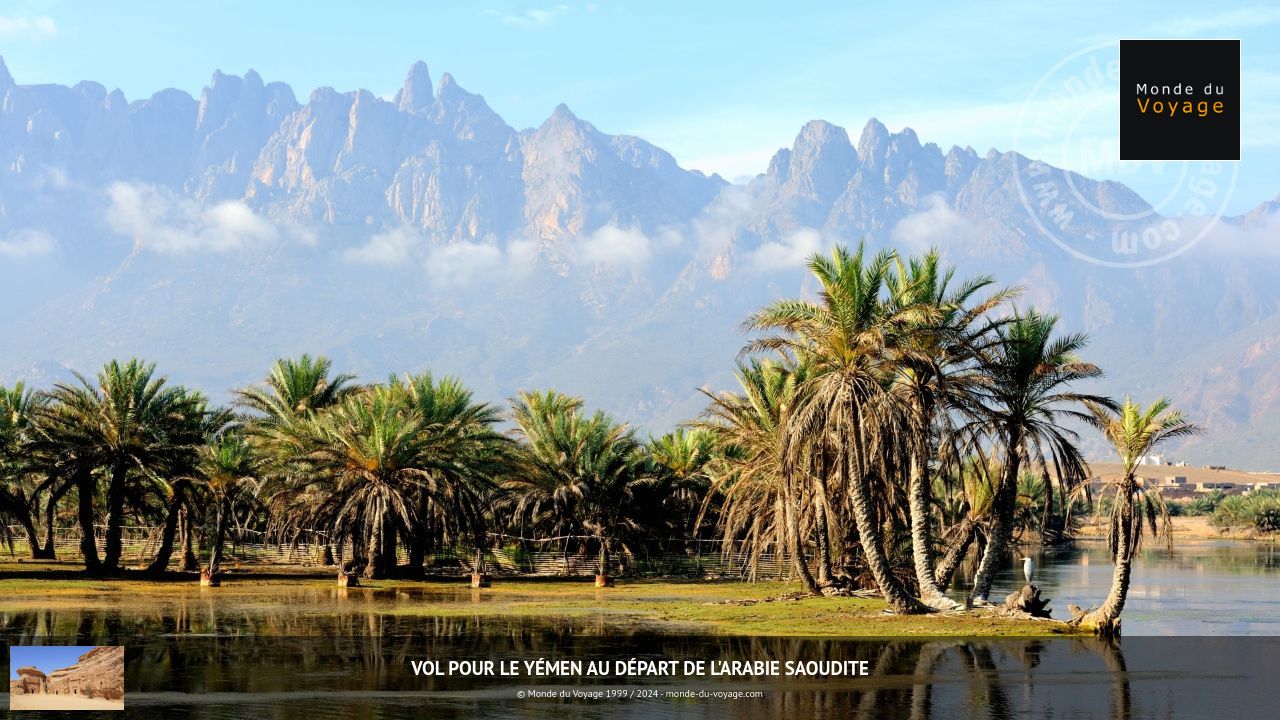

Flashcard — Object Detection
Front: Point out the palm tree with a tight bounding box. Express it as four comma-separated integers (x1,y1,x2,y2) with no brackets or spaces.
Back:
195,431,261,577
267,383,482,579
235,354,358,426
1077,397,1199,636
36,360,208,574
887,249,1017,608
647,427,721,541
506,390,649,581
745,243,927,614
967,311,1111,603
145,399,235,574
238,354,358,564
0,383,48,558
699,359,819,588
394,372,508,576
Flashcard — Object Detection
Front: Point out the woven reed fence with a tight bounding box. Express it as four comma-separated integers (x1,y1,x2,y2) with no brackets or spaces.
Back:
3,525,794,579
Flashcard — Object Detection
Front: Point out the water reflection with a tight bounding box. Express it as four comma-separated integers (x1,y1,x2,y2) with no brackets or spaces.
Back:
6,608,1275,720
963,539,1280,635
2,540,1277,717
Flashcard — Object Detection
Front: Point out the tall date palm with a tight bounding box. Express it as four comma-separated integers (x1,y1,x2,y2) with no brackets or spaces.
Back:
746,244,928,614
968,312,1109,602
1078,397,1199,636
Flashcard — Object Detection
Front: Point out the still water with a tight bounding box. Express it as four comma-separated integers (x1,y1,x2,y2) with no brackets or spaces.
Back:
0,540,1276,719
984,539,1280,635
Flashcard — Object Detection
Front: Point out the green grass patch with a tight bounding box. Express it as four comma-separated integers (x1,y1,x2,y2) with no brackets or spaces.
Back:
0,564,1083,638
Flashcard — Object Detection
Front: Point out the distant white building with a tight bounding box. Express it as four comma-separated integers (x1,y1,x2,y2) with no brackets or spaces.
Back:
1137,454,1169,466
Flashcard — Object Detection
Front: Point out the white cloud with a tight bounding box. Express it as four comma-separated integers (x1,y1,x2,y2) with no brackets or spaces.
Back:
484,5,570,29
0,15,57,39
105,182,294,253
1188,209,1280,258
342,226,420,265
425,240,505,286
507,237,541,269
0,229,56,258
890,194,982,251
748,228,823,272
691,185,756,254
577,224,652,268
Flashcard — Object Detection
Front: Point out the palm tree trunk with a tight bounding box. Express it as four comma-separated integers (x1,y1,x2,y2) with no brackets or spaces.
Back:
1082,488,1134,637
407,494,429,576
908,446,957,608
74,467,102,573
813,445,836,585
178,508,200,572
101,462,127,572
1040,469,1055,543
814,494,834,586
208,495,230,576
382,516,398,577
146,479,188,573
784,472,820,594
971,429,1022,602
21,518,42,559
847,419,927,614
934,518,977,590
39,483,69,560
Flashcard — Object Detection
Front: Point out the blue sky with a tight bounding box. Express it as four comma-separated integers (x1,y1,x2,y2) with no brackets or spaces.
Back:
1,1,1277,212
9,646,100,679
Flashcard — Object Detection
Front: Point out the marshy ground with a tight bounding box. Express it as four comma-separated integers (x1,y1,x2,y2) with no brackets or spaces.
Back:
0,562,1080,638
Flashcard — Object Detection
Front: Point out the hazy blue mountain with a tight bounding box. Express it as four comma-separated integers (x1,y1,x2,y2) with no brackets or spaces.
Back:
2,58,1278,467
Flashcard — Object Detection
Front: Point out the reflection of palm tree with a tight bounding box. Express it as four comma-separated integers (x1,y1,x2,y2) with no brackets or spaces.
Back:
908,642,951,720
963,643,1011,719
1083,638,1133,720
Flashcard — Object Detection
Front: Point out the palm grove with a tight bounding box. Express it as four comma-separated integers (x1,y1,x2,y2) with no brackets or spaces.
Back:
0,244,1197,634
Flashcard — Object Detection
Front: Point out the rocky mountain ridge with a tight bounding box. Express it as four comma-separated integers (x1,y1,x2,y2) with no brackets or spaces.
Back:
2,58,1279,467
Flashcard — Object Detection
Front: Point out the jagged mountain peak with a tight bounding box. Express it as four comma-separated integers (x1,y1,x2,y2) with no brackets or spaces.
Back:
396,60,433,114
537,102,593,137
856,117,890,160
436,72,464,98
0,55,13,89
791,120,856,158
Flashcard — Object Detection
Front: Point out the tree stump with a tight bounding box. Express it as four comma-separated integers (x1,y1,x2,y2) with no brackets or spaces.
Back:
470,573,491,588
338,570,359,588
594,574,614,588
199,569,220,587
1003,584,1052,618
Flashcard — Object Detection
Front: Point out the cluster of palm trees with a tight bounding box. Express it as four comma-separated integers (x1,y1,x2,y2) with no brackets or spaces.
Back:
696,244,1197,632
0,357,708,583
0,242,1198,634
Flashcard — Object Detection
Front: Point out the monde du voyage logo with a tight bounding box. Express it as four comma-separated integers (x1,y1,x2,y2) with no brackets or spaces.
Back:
1121,39,1240,160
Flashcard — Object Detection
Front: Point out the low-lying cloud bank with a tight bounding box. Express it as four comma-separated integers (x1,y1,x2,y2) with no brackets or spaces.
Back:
105,182,314,253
